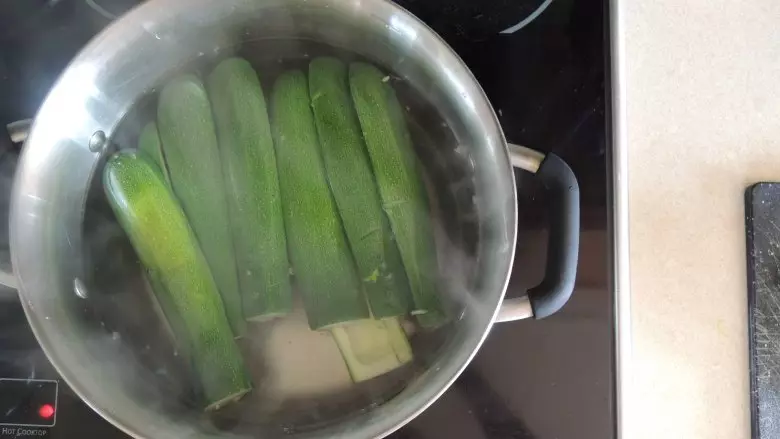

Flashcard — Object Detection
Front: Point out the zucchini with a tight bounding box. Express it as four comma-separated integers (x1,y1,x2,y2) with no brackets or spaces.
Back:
269,70,369,329
137,123,184,345
331,318,412,382
137,122,170,185
309,57,412,318
157,74,245,337
137,123,191,353
103,152,251,410
349,62,446,328
143,270,191,355
136,122,202,395
207,58,292,321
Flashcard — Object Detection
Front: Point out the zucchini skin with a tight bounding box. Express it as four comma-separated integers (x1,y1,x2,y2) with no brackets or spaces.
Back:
137,123,192,359
349,62,446,328
208,58,292,321
309,57,412,318
137,122,170,186
157,74,245,336
103,152,251,410
270,70,369,330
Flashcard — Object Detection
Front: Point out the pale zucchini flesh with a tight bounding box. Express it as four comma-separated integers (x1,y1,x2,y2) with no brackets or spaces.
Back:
330,318,412,382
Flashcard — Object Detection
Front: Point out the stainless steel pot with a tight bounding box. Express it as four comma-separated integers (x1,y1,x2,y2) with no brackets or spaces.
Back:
6,0,580,437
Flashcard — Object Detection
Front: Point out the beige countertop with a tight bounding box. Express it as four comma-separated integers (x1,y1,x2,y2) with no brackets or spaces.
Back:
621,0,780,437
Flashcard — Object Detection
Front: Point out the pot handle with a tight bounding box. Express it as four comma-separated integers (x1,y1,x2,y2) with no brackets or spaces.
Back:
0,119,30,289
496,143,580,322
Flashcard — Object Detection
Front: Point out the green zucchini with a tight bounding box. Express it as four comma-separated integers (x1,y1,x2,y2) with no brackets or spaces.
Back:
137,122,170,185
270,70,369,329
207,58,292,321
137,122,200,390
144,270,191,355
309,57,411,318
103,152,251,410
157,74,245,337
349,62,446,328
138,123,189,352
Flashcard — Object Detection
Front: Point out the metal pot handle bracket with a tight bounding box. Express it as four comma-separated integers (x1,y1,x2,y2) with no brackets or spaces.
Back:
496,143,580,322
0,119,31,289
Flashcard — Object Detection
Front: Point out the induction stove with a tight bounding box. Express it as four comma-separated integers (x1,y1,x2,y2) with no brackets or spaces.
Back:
0,0,614,437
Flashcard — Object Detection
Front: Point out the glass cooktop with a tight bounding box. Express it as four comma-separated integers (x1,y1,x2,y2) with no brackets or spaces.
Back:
0,0,614,437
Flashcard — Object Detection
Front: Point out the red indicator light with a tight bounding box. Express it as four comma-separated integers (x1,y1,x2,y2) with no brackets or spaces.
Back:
38,404,55,419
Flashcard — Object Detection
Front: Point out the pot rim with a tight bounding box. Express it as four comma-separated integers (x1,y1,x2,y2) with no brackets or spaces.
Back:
10,0,518,437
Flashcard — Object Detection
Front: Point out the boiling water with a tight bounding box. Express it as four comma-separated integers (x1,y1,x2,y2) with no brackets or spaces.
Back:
80,39,480,436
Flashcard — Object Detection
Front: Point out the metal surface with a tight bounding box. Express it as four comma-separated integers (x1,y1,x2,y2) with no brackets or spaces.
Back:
0,120,27,289
495,143,545,322
1,112,17,291
8,119,31,144
507,142,545,174
0,271,13,289
9,0,527,437
0,270,13,289
609,0,631,437
494,296,534,322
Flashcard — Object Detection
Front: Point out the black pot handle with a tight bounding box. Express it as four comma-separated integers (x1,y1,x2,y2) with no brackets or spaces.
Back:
496,143,580,321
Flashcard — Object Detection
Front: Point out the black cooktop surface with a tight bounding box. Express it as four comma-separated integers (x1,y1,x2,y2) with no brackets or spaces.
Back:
0,0,613,437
